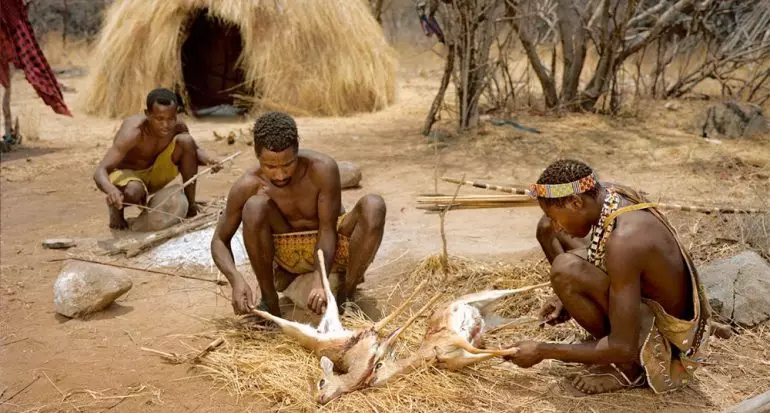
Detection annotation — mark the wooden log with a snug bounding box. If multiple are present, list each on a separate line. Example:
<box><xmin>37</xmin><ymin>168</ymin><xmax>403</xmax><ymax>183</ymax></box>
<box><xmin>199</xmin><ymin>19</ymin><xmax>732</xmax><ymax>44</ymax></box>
<box><xmin>723</xmin><ymin>390</ymin><xmax>770</xmax><ymax>413</ymax></box>
<box><xmin>111</xmin><ymin>211</ymin><xmax>217</xmax><ymax>258</ymax></box>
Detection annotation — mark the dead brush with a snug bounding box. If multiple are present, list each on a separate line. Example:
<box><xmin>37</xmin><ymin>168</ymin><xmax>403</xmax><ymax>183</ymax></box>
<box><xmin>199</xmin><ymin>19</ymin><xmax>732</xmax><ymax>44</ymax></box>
<box><xmin>192</xmin><ymin>253</ymin><xmax>770</xmax><ymax>412</ymax></box>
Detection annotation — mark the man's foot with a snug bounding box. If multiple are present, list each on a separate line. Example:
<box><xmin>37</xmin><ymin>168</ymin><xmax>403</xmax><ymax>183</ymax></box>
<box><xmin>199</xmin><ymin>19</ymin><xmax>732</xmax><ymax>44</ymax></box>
<box><xmin>186</xmin><ymin>203</ymin><xmax>198</xmax><ymax>218</ymax></box>
<box><xmin>109</xmin><ymin>207</ymin><xmax>128</xmax><ymax>230</ymax></box>
<box><xmin>566</xmin><ymin>365</ymin><xmax>645</xmax><ymax>395</ymax></box>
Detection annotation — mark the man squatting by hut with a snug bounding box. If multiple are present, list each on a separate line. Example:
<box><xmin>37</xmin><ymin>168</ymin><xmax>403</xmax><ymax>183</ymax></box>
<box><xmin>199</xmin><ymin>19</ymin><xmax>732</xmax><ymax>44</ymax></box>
<box><xmin>94</xmin><ymin>88</ymin><xmax>222</xmax><ymax>229</ymax></box>
<box><xmin>211</xmin><ymin>112</ymin><xmax>386</xmax><ymax>317</ymax></box>
<box><xmin>504</xmin><ymin>159</ymin><xmax>714</xmax><ymax>395</ymax></box>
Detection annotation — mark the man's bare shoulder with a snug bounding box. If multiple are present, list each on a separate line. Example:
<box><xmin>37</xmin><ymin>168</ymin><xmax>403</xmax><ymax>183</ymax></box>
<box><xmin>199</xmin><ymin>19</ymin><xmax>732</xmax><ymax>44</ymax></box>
<box><xmin>114</xmin><ymin>115</ymin><xmax>146</xmax><ymax>142</ymax></box>
<box><xmin>300</xmin><ymin>149</ymin><xmax>339</xmax><ymax>180</ymax></box>
<box><xmin>608</xmin><ymin>210</ymin><xmax>663</xmax><ymax>254</ymax></box>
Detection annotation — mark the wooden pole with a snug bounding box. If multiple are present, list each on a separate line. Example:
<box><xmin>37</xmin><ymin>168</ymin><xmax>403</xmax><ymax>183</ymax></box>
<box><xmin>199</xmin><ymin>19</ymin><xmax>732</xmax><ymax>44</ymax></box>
<box><xmin>48</xmin><ymin>256</ymin><xmax>228</xmax><ymax>285</ymax></box>
<box><xmin>723</xmin><ymin>390</ymin><xmax>770</xmax><ymax>413</ymax></box>
<box><xmin>2</xmin><ymin>64</ymin><xmax>11</xmax><ymax>138</ymax></box>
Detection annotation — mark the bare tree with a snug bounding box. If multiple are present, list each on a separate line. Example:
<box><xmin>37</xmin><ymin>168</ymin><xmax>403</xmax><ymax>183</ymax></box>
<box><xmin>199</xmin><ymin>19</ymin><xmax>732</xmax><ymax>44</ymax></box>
<box><xmin>662</xmin><ymin>0</ymin><xmax>770</xmax><ymax>104</ymax></box>
<box><xmin>505</xmin><ymin>0</ymin><xmax>718</xmax><ymax>111</ymax></box>
<box><xmin>424</xmin><ymin>0</ymin><xmax>503</xmax><ymax>133</ymax></box>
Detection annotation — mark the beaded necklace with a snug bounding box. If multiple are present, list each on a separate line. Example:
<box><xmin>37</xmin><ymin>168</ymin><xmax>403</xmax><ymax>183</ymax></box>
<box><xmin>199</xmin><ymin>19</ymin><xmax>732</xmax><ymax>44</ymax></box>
<box><xmin>586</xmin><ymin>190</ymin><xmax>620</xmax><ymax>272</ymax></box>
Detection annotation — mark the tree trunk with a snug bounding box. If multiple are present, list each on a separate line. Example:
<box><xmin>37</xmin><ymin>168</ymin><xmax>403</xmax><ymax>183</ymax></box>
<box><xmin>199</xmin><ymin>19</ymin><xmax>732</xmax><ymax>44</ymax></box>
<box><xmin>557</xmin><ymin>0</ymin><xmax>587</xmax><ymax>107</ymax></box>
<box><xmin>423</xmin><ymin>44</ymin><xmax>456</xmax><ymax>135</ymax></box>
<box><xmin>508</xmin><ymin>1</ymin><xmax>559</xmax><ymax>108</ymax></box>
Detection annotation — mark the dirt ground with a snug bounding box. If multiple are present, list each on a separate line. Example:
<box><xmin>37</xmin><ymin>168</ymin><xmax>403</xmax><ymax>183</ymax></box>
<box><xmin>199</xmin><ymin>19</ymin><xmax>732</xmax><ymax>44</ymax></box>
<box><xmin>1</xmin><ymin>45</ymin><xmax>769</xmax><ymax>413</ymax></box>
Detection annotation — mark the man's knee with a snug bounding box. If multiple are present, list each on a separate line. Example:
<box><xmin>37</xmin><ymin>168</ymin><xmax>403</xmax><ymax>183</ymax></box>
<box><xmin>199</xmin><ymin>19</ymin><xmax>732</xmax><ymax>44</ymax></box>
<box><xmin>242</xmin><ymin>195</ymin><xmax>272</xmax><ymax>230</ymax></box>
<box><xmin>175</xmin><ymin>133</ymin><xmax>196</xmax><ymax>152</ymax></box>
<box><xmin>550</xmin><ymin>253</ymin><xmax>587</xmax><ymax>293</ymax></box>
<box><xmin>123</xmin><ymin>181</ymin><xmax>146</xmax><ymax>204</ymax></box>
<box><xmin>359</xmin><ymin>194</ymin><xmax>386</xmax><ymax>229</ymax></box>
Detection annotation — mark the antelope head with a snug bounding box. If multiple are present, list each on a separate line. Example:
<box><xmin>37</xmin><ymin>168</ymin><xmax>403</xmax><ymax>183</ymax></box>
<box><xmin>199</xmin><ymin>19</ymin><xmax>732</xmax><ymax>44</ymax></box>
<box><xmin>314</xmin><ymin>282</ymin><xmax>436</xmax><ymax>404</ymax></box>
<box><xmin>367</xmin><ymin>292</ymin><xmax>444</xmax><ymax>387</ymax></box>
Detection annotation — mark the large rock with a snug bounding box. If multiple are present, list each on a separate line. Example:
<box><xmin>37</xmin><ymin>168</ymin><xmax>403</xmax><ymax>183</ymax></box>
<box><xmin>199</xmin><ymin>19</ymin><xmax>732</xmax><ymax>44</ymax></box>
<box><xmin>338</xmin><ymin>161</ymin><xmax>362</xmax><ymax>189</ymax></box>
<box><xmin>699</xmin><ymin>251</ymin><xmax>770</xmax><ymax>327</ymax></box>
<box><xmin>129</xmin><ymin>184</ymin><xmax>188</xmax><ymax>232</ymax></box>
<box><xmin>54</xmin><ymin>261</ymin><xmax>133</xmax><ymax>318</ymax></box>
<box><xmin>701</xmin><ymin>101</ymin><xmax>768</xmax><ymax>139</ymax></box>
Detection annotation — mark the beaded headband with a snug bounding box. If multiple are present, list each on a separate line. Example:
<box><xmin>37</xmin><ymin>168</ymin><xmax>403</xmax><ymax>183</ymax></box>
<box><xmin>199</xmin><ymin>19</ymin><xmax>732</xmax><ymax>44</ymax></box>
<box><xmin>527</xmin><ymin>172</ymin><xmax>599</xmax><ymax>199</ymax></box>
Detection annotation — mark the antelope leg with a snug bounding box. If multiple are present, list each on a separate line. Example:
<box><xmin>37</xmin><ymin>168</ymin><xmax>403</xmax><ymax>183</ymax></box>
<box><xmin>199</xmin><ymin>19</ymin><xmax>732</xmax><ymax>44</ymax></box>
<box><xmin>456</xmin><ymin>282</ymin><xmax>550</xmax><ymax>312</ymax></box>
<box><xmin>316</xmin><ymin>250</ymin><xmax>344</xmax><ymax>334</ymax></box>
<box><xmin>379</xmin><ymin>292</ymin><xmax>443</xmax><ymax>351</ymax></box>
<box><xmin>450</xmin><ymin>336</ymin><xmax>519</xmax><ymax>356</ymax></box>
<box><xmin>251</xmin><ymin>309</ymin><xmax>327</xmax><ymax>347</ymax></box>
<box><xmin>373</xmin><ymin>279</ymin><xmax>430</xmax><ymax>332</ymax></box>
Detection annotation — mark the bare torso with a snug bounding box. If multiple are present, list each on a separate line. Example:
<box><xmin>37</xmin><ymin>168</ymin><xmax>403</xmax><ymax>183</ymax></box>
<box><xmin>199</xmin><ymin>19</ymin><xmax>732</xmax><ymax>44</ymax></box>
<box><xmin>115</xmin><ymin>115</ymin><xmax>187</xmax><ymax>171</ymax></box>
<box><xmin>234</xmin><ymin>150</ymin><xmax>343</xmax><ymax>231</ymax></box>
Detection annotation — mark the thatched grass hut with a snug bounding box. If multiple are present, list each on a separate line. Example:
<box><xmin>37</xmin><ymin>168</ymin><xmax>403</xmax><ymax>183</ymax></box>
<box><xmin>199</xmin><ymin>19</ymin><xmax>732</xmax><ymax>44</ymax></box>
<box><xmin>79</xmin><ymin>0</ymin><xmax>398</xmax><ymax>118</ymax></box>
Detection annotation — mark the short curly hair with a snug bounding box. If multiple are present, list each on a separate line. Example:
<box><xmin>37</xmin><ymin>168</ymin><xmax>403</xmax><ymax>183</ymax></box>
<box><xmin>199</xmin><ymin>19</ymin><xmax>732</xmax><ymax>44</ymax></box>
<box><xmin>252</xmin><ymin>112</ymin><xmax>299</xmax><ymax>154</ymax></box>
<box><xmin>536</xmin><ymin>159</ymin><xmax>600</xmax><ymax>207</ymax></box>
<box><xmin>146</xmin><ymin>88</ymin><xmax>178</xmax><ymax>111</ymax></box>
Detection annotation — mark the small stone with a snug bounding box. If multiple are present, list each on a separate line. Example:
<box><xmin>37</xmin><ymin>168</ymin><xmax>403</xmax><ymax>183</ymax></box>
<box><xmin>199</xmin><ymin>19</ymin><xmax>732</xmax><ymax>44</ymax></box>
<box><xmin>338</xmin><ymin>161</ymin><xmax>362</xmax><ymax>189</ymax></box>
<box><xmin>664</xmin><ymin>101</ymin><xmax>681</xmax><ymax>111</ymax></box>
<box><xmin>42</xmin><ymin>238</ymin><xmax>76</xmax><ymax>249</ymax></box>
<box><xmin>54</xmin><ymin>261</ymin><xmax>133</xmax><ymax>318</ymax></box>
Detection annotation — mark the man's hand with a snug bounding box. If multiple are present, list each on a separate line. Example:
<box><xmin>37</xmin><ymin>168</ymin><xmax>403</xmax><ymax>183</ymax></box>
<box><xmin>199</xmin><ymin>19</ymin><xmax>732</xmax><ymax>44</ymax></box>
<box><xmin>539</xmin><ymin>294</ymin><xmax>570</xmax><ymax>325</ymax></box>
<box><xmin>231</xmin><ymin>278</ymin><xmax>255</xmax><ymax>315</ymax></box>
<box><xmin>208</xmin><ymin>158</ymin><xmax>223</xmax><ymax>173</ymax></box>
<box><xmin>504</xmin><ymin>340</ymin><xmax>543</xmax><ymax>368</ymax></box>
<box><xmin>105</xmin><ymin>186</ymin><xmax>124</xmax><ymax>209</ymax></box>
<box><xmin>307</xmin><ymin>270</ymin><xmax>328</xmax><ymax>315</ymax></box>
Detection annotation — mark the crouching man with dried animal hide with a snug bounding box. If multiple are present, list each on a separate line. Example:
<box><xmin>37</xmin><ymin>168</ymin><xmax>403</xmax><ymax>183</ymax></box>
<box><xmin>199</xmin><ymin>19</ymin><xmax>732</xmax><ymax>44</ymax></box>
<box><xmin>504</xmin><ymin>159</ymin><xmax>713</xmax><ymax>395</ymax></box>
<box><xmin>211</xmin><ymin>111</ymin><xmax>386</xmax><ymax>317</ymax></box>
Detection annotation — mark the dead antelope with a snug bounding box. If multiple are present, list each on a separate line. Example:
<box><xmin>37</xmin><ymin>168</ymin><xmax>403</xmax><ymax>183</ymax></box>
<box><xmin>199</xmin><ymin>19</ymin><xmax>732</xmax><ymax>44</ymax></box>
<box><xmin>250</xmin><ymin>250</ymin><xmax>428</xmax><ymax>404</ymax></box>
<box><xmin>367</xmin><ymin>284</ymin><xmax>549</xmax><ymax>387</ymax></box>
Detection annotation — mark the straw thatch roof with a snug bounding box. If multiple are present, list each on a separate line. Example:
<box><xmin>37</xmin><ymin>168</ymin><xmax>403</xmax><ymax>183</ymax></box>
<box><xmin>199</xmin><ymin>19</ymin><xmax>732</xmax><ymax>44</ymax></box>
<box><xmin>79</xmin><ymin>0</ymin><xmax>398</xmax><ymax>118</ymax></box>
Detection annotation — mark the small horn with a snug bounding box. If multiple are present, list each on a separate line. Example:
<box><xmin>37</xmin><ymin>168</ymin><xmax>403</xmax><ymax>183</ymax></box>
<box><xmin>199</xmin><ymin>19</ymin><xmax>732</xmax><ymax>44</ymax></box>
<box><xmin>373</xmin><ymin>279</ymin><xmax>429</xmax><ymax>332</ymax></box>
<box><xmin>380</xmin><ymin>292</ymin><xmax>443</xmax><ymax>351</ymax></box>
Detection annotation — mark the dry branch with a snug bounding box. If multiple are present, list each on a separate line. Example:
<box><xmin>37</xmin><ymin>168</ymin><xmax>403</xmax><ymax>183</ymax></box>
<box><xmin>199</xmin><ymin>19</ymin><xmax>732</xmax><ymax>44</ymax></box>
<box><xmin>110</xmin><ymin>211</ymin><xmax>218</xmax><ymax>258</ymax></box>
<box><xmin>47</xmin><ymin>257</ymin><xmax>227</xmax><ymax>285</ymax></box>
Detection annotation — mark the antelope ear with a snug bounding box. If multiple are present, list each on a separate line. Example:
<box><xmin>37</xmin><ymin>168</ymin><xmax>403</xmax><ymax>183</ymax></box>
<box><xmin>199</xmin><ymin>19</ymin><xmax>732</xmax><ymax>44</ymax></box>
<box><xmin>320</xmin><ymin>356</ymin><xmax>334</xmax><ymax>376</ymax></box>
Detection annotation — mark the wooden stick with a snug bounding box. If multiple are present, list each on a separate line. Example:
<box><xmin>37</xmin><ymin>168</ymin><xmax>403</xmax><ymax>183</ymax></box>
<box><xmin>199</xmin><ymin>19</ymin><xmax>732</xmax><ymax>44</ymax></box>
<box><xmin>123</xmin><ymin>202</ymin><xmax>185</xmax><ymax>223</ymax></box>
<box><xmin>0</xmin><ymin>375</ymin><xmax>39</xmax><ymax>405</ymax></box>
<box><xmin>441</xmin><ymin>176</ymin><xmax>768</xmax><ymax>214</ymax></box>
<box><xmin>150</xmin><ymin>151</ymin><xmax>243</xmax><ymax>209</ymax></box>
<box><xmin>109</xmin><ymin>212</ymin><xmax>217</xmax><ymax>258</ymax></box>
<box><xmin>723</xmin><ymin>389</ymin><xmax>770</xmax><ymax>413</ymax></box>
<box><xmin>48</xmin><ymin>257</ymin><xmax>227</xmax><ymax>285</ymax></box>
<box><xmin>192</xmin><ymin>337</ymin><xmax>225</xmax><ymax>362</ymax></box>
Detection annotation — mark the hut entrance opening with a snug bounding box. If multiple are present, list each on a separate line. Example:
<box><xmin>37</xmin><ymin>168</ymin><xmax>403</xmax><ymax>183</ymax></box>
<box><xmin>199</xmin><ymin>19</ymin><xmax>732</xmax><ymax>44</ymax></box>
<box><xmin>181</xmin><ymin>10</ymin><xmax>247</xmax><ymax>116</ymax></box>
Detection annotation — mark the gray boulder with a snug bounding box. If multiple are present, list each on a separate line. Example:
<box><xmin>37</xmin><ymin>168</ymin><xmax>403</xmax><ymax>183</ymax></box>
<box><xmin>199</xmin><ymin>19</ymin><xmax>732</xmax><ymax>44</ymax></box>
<box><xmin>701</xmin><ymin>101</ymin><xmax>768</xmax><ymax>139</ymax></box>
<box><xmin>699</xmin><ymin>251</ymin><xmax>770</xmax><ymax>327</ymax></box>
<box><xmin>338</xmin><ymin>161</ymin><xmax>362</xmax><ymax>189</ymax></box>
<box><xmin>54</xmin><ymin>261</ymin><xmax>133</xmax><ymax>318</ymax></box>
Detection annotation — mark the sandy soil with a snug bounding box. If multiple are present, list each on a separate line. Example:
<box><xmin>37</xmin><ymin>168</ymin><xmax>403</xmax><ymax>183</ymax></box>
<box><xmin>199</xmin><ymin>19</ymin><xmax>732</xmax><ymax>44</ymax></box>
<box><xmin>1</xmin><ymin>49</ymin><xmax>769</xmax><ymax>412</ymax></box>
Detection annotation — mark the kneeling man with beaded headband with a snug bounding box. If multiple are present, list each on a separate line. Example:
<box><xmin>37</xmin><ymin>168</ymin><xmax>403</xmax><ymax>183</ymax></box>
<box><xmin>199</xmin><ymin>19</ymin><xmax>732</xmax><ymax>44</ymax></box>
<box><xmin>504</xmin><ymin>159</ymin><xmax>713</xmax><ymax>395</ymax></box>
